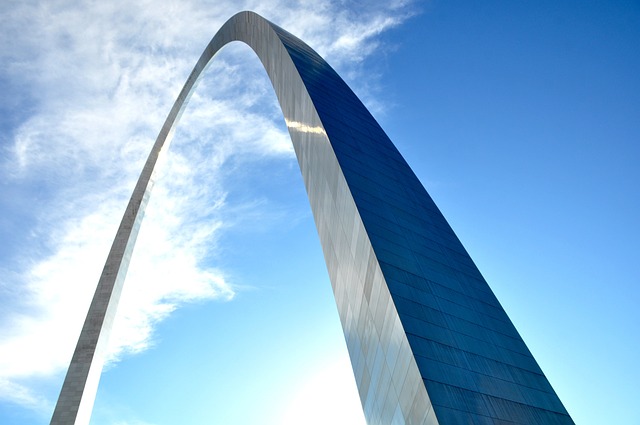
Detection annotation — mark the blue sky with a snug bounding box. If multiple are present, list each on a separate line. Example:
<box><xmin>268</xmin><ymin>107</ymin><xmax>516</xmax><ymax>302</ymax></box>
<box><xmin>1</xmin><ymin>1</ymin><xmax>638</xmax><ymax>424</ymax></box>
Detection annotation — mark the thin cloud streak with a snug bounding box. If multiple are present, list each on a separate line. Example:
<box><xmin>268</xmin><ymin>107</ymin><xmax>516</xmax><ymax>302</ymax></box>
<box><xmin>0</xmin><ymin>0</ymin><xmax>415</xmax><ymax>413</ymax></box>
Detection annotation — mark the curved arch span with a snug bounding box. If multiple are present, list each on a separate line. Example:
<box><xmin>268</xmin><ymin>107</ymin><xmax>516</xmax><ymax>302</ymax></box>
<box><xmin>52</xmin><ymin>11</ymin><xmax>574</xmax><ymax>425</ymax></box>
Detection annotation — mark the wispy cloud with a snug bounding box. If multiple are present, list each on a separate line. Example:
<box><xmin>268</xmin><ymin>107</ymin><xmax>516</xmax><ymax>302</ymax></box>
<box><xmin>0</xmin><ymin>0</ymin><xmax>415</xmax><ymax>413</ymax></box>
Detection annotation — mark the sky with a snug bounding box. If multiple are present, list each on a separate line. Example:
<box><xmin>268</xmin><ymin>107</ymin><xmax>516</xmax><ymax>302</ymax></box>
<box><xmin>0</xmin><ymin>1</ymin><xmax>638</xmax><ymax>424</ymax></box>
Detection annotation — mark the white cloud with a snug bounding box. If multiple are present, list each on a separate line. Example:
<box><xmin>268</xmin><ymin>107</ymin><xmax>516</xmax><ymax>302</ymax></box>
<box><xmin>0</xmin><ymin>0</ymin><xmax>415</xmax><ymax>414</ymax></box>
<box><xmin>0</xmin><ymin>378</ymin><xmax>50</xmax><ymax>413</ymax></box>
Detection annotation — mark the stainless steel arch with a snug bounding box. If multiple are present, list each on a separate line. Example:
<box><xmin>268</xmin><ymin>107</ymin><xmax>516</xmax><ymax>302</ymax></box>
<box><xmin>51</xmin><ymin>11</ymin><xmax>574</xmax><ymax>425</ymax></box>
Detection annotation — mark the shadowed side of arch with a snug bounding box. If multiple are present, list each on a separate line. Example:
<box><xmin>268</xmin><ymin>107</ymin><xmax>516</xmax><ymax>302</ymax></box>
<box><xmin>51</xmin><ymin>11</ymin><xmax>573</xmax><ymax>425</ymax></box>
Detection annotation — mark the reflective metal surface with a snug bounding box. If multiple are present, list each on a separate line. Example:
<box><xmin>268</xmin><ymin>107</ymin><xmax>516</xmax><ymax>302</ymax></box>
<box><xmin>51</xmin><ymin>11</ymin><xmax>574</xmax><ymax>425</ymax></box>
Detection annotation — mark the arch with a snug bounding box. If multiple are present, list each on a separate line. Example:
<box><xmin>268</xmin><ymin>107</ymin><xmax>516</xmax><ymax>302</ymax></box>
<box><xmin>51</xmin><ymin>11</ymin><xmax>574</xmax><ymax>425</ymax></box>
